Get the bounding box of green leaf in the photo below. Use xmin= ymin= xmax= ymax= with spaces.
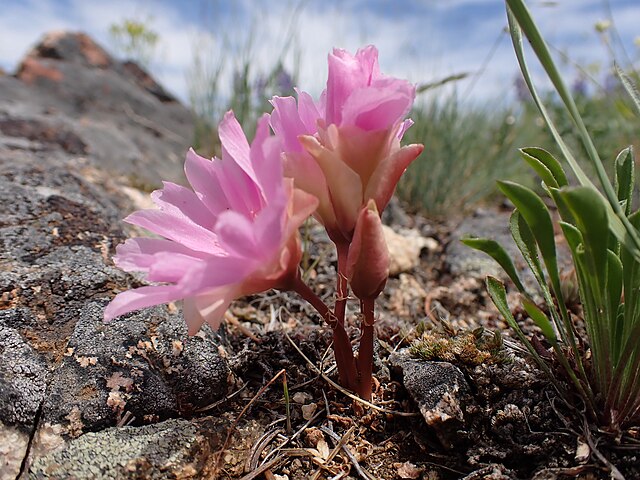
xmin=615 ymin=64 xmax=640 ymax=117
xmin=499 ymin=182 xmax=556 ymax=261
xmin=505 ymin=6 xmax=592 ymax=189
xmin=549 ymin=186 xmax=575 ymax=225
xmin=506 ymin=1 xmax=616 ymax=206
xmin=485 ymin=276 xmax=555 ymax=377
xmin=620 ymin=210 xmax=640 ymax=342
xmin=615 ymin=147 xmax=634 ymax=216
xmin=498 ymin=181 xmax=562 ymax=294
xmin=559 ymin=187 xmax=609 ymax=288
xmin=510 ymin=210 xmax=546 ymax=288
xmin=486 ymin=276 xmax=513 ymax=325
xmin=460 ymin=236 xmax=527 ymax=293
xmin=559 ymin=221 xmax=583 ymax=253
xmin=607 ymin=249 xmax=624 ymax=361
xmin=521 ymin=296 xmax=557 ymax=345
xmin=520 ymin=147 xmax=568 ymax=188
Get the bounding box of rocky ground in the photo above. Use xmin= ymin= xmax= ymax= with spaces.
xmin=1 ymin=32 xmax=638 ymax=480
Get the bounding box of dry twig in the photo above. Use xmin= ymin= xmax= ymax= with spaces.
xmin=310 ymin=425 xmax=356 ymax=480
xmin=282 ymin=329 xmax=419 ymax=417
xmin=320 ymin=426 xmax=376 ymax=480
xmin=210 ymin=369 xmax=288 ymax=477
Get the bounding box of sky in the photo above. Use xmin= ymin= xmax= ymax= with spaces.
xmin=1 ymin=0 xmax=639 ymax=108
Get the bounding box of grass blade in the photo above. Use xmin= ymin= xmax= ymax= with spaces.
xmin=486 ymin=276 xmax=554 ymax=374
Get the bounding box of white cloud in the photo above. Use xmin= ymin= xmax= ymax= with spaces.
xmin=0 ymin=0 xmax=637 ymax=109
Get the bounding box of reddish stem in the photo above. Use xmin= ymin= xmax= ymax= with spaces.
xmin=356 ymin=298 xmax=375 ymax=400
xmin=291 ymin=275 xmax=357 ymax=390
xmin=334 ymin=241 xmax=350 ymax=326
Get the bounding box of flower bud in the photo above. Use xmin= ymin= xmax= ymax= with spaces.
xmin=346 ymin=200 xmax=389 ymax=300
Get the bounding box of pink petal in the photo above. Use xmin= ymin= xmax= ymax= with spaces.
xmin=218 ymin=111 xmax=255 ymax=183
xmin=341 ymin=80 xmax=415 ymax=131
xmin=184 ymin=148 xmax=231 ymax=216
xmin=354 ymin=45 xmax=381 ymax=79
xmin=152 ymin=181 xmax=215 ymax=230
xmin=283 ymin=181 xmax=320 ymax=240
xmin=326 ymin=45 xmax=380 ymax=125
xmin=217 ymin=153 xmax=263 ymax=217
xmin=251 ymin=114 xmax=284 ymax=201
xmin=125 ymin=209 xmax=222 ymax=255
xmin=113 ymin=237 xmax=207 ymax=272
xmin=282 ymin=150 xmax=337 ymax=233
xmin=214 ymin=210 xmax=259 ymax=258
xmin=299 ymin=130 xmax=363 ymax=236
xmin=182 ymin=296 xmax=207 ymax=335
xmin=145 ymin=252 xmax=208 ymax=283
xmin=295 ymin=88 xmax=324 ymax=132
xmin=184 ymin=286 xmax=239 ymax=334
xmin=329 ymin=125 xmax=391 ymax=189
xmin=174 ymin=255 xmax=255 ymax=299
xmin=252 ymin=193 xmax=287 ymax=255
xmin=397 ymin=119 xmax=413 ymax=140
xmin=104 ymin=285 xmax=184 ymax=321
xmin=365 ymin=143 xmax=424 ymax=213
xmin=270 ymin=96 xmax=307 ymax=153
xmin=218 ymin=113 xmax=265 ymax=215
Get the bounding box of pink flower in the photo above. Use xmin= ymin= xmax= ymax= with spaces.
xmin=270 ymin=45 xmax=423 ymax=242
xmin=104 ymin=111 xmax=318 ymax=334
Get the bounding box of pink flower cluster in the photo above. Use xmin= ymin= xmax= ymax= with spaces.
xmin=105 ymin=46 xmax=423 ymax=398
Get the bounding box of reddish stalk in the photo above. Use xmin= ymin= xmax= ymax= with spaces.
xmin=291 ymin=275 xmax=357 ymax=391
xmin=356 ymin=298 xmax=375 ymax=400
xmin=334 ymin=241 xmax=350 ymax=326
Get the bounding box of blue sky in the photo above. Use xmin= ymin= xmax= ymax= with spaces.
xmin=1 ymin=0 xmax=639 ymax=106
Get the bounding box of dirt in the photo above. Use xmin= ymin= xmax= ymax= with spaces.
xmin=196 ymin=217 xmax=640 ymax=480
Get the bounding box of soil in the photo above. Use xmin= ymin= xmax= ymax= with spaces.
xmin=196 ymin=216 xmax=640 ymax=480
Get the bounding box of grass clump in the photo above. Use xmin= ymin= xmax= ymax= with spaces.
xmin=397 ymin=97 xmax=535 ymax=218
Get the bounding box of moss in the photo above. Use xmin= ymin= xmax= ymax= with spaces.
xmin=409 ymin=322 xmax=508 ymax=366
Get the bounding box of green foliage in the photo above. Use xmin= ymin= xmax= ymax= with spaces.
xmin=464 ymin=0 xmax=640 ymax=431
xmin=396 ymin=97 xmax=535 ymax=218
xmin=109 ymin=18 xmax=159 ymax=67
xmin=469 ymin=149 xmax=640 ymax=429
xmin=396 ymin=76 xmax=640 ymax=218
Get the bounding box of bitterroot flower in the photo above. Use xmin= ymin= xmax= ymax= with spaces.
xmin=270 ymin=45 xmax=423 ymax=243
xmin=104 ymin=111 xmax=318 ymax=334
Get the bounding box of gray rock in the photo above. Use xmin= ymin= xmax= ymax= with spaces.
xmin=29 ymin=417 xmax=222 ymax=479
xmin=381 ymin=196 xmax=412 ymax=228
xmin=446 ymin=209 xmax=516 ymax=279
xmin=4 ymin=31 xmax=194 ymax=187
xmin=0 ymin=310 xmax=49 ymax=427
xmin=0 ymin=309 xmax=50 ymax=479
xmin=0 ymin=31 xmax=231 ymax=478
xmin=446 ymin=208 xmax=574 ymax=296
xmin=36 ymin=302 xmax=230 ymax=435
xmin=390 ymin=353 xmax=472 ymax=448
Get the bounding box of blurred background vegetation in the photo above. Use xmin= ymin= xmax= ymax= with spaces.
xmin=108 ymin=3 xmax=640 ymax=220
